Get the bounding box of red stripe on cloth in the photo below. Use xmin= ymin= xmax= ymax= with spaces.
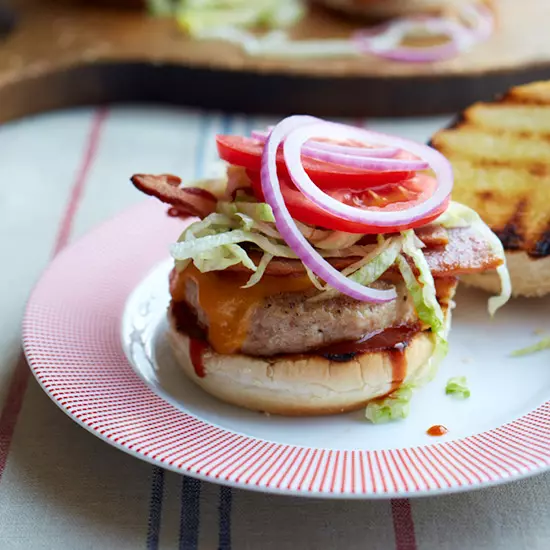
xmin=0 ymin=107 xmax=109 ymax=483
xmin=391 ymin=499 xmax=417 ymax=550
xmin=53 ymin=108 xmax=109 ymax=254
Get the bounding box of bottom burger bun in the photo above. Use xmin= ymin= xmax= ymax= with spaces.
xmin=313 ymin=0 xmax=469 ymax=18
xmin=167 ymin=314 xmax=437 ymax=416
xmin=463 ymin=252 xmax=550 ymax=298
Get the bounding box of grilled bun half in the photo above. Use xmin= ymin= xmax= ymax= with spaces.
xmin=313 ymin=0 xmax=471 ymax=18
xmin=431 ymin=80 xmax=550 ymax=298
xmin=167 ymin=313 xmax=438 ymax=416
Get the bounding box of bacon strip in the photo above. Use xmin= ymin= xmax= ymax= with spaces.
xmin=415 ymin=224 xmax=449 ymax=247
xmin=131 ymin=174 xmax=217 ymax=218
xmin=225 ymin=227 xmax=502 ymax=278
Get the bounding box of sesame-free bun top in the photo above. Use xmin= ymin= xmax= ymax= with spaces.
xmin=431 ymin=80 xmax=550 ymax=297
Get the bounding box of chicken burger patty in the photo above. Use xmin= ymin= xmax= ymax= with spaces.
xmin=172 ymin=271 xmax=458 ymax=356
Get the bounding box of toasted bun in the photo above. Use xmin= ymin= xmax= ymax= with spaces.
xmin=167 ymin=315 xmax=436 ymax=416
xmin=431 ymin=80 xmax=550 ymax=297
xmin=463 ymin=251 xmax=550 ymax=298
xmin=313 ymin=0 xmax=470 ymax=18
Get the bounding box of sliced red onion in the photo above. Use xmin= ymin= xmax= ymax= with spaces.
xmin=354 ymin=4 xmax=494 ymax=63
xmin=460 ymin=3 xmax=494 ymax=42
xmin=252 ymin=128 xmax=401 ymax=160
xmin=283 ymin=121 xmax=452 ymax=228
xmin=260 ymin=116 xmax=397 ymax=304
xmin=285 ymin=145 xmax=427 ymax=171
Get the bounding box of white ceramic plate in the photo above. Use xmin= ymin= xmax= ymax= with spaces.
xmin=23 ymin=200 xmax=550 ymax=498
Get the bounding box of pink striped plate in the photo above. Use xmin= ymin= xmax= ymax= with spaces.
xmin=23 ymin=199 xmax=550 ymax=498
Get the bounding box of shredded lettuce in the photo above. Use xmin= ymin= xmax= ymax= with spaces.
xmin=304 ymin=266 xmax=325 ymax=291
xmin=147 ymin=0 xmax=175 ymax=16
xmin=242 ymin=252 xmax=273 ymax=288
xmin=348 ymin=236 xmax=402 ymax=284
xmin=436 ymin=201 xmax=511 ymax=315
xmin=312 ymin=236 xmax=402 ymax=302
xmin=390 ymin=230 xmax=450 ymax=390
xmin=365 ymin=385 xmax=414 ymax=424
xmin=172 ymin=208 xmax=379 ymax=280
xmin=217 ymin=201 xmax=275 ymax=223
xmin=410 ymin=333 xmax=449 ymax=387
xmin=297 ymin=222 xmax=366 ymax=250
xmin=172 ymin=229 xmax=289 ymax=259
xmin=179 ymin=213 xmax=236 ymax=242
xmin=173 ymin=228 xmax=374 ymax=261
xmin=445 ymin=376 xmax=471 ymax=399
xmin=365 ymin=332 xmax=450 ymax=423
xmin=174 ymin=0 xmax=304 ymax=37
xmin=195 ymin=243 xmax=257 ymax=273
xmin=397 ymin=231 xmax=446 ymax=340
xmin=511 ymin=338 xmax=550 ymax=357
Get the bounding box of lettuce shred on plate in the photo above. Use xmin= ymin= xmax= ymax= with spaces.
xmin=511 ymin=338 xmax=550 ymax=357
xmin=365 ymin=385 xmax=414 ymax=424
xmin=445 ymin=376 xmax=471 ymax=399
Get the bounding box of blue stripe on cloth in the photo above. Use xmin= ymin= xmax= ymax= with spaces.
xmin=215 ymin=112 xmax=236 ymax=550
xmin=221 ymin=113 xmax=233 ymax=135
xmin=243 ymin=116 xmax=256 ymax=137
xmin=194 ymin=111 xmax=210 ymax=176
xmin=144 ymin=110 xmax=212 ymax=548
xmin=218 ymin=486 xmax=233 ymax=550
xmin=177 ymin=110 xmax=217 ymax=550
xmin=179 ymin=476 xmax=201 ymax=550
xmin=146 ymin=467 xmax=165 ymax=550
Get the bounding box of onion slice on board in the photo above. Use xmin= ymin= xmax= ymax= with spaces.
xmin=353 ymin=3 xmax=494 ymax=63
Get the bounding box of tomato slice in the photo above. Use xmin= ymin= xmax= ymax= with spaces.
xmin=216 ymin=135 xmax=414 ymax=190
xmin=248 ymin=171 xmax=449 ymax=234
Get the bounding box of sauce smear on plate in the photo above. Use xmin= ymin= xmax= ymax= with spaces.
xmin=427 ymin=425 xmax=448 ymax=437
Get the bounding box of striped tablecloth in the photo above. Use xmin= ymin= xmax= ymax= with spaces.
xmin=2 ymin=106 xmax=550 ymax=550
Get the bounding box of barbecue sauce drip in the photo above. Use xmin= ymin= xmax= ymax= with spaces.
xmin=316 ymin=325 xmax=419 ymax=358
xmin=389 ymin=348 xmax=407 ymax=392
xmin=317 ymin=325 xmax=417 ymax=392
xmin=171 ymin=301 xmax=209 ymax=378
xmin=427 ymin=425 xmax=448 ymax=437
xmin=189 ymin=339 xmax=207 ymax=378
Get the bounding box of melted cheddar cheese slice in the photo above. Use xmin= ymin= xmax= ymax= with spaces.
xmin=171 ymin=264 xmax=312 ymax=354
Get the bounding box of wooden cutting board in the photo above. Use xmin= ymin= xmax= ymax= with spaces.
xmin=0 ymin=0 xmax=549 ymax=120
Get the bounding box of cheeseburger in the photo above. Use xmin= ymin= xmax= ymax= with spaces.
xmin=131 ymin=116 xmax=509 ymax=421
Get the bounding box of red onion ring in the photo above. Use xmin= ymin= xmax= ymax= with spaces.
xmin=283 ymin=121 xmax=452 ymax=227
xmin=353 ymin=4 xmax=494 ymax=63
xmin=286 ymin=145 xmax=427 ymax=171
xmin=260 ymin=116 xmax=397 ymax=304
xmin=251 ymin=129 xmax=400 ymax=159
xmin=461 ymin=3 xmax=494 ymax=42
